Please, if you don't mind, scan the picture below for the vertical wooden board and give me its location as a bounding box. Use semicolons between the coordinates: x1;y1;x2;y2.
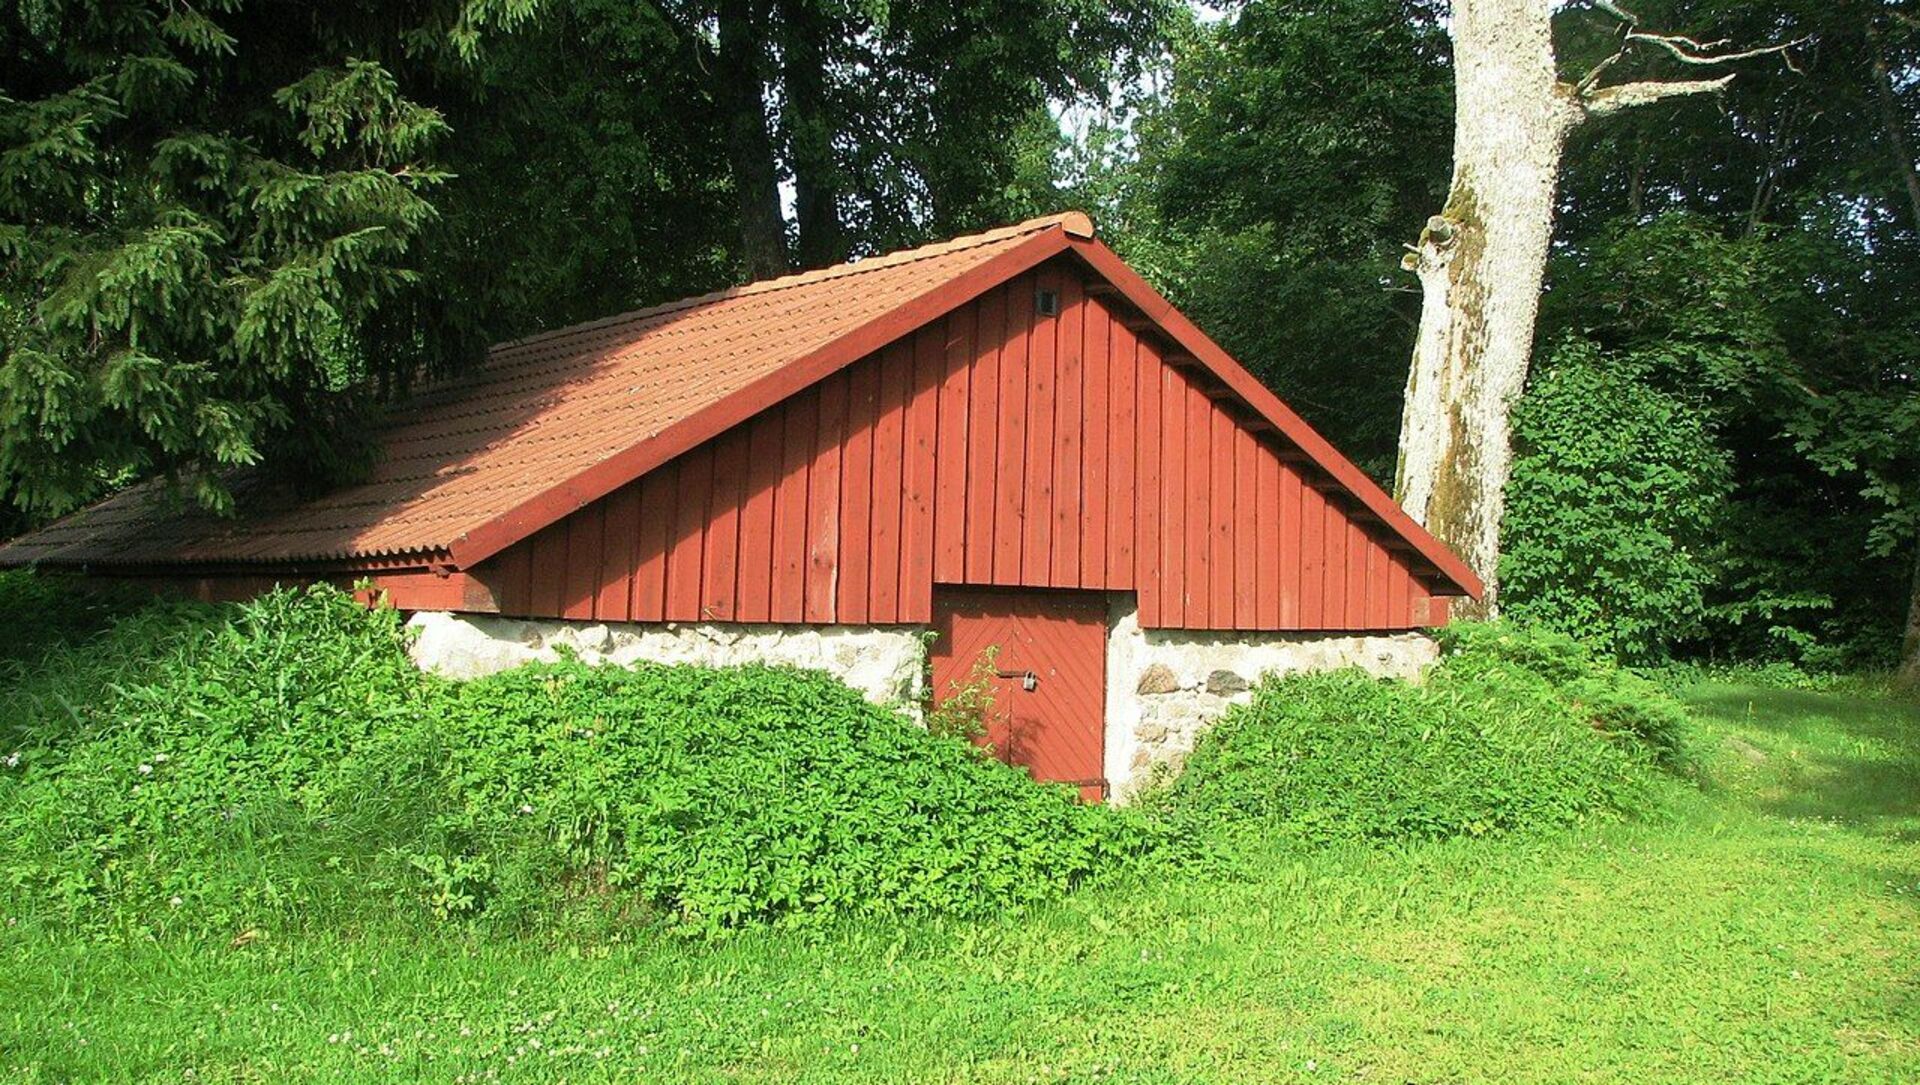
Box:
993;281;1030;583
901;323;942;621
1322;498;1348;630
1390;553;1414;627
1020;271;1055;585
1081;290;1110;587
1104;313;1134;588
772;391;816;623
1254;447;1281;629
736;411;783;622
492;542;534;616
1372;544;1398;628
701;425;749;621
1157;358;1186;626
1351;521;1374;629
595;485;640;621
1355;533;1377;628
1130;331;1158;621
1051;272;1085;587
632;467;672;621
964;288;1003;583
805;370;847;624
1184;379;1212;628
1362;526;1391;629
1278;465;1303;628
560;504;603;620
1208;406;1234;628
1339;519;1363;628
1233;425;1258;629
868;341;909;620
529;522;569;618
665;444;712;621
1299;482;1325;628
839;357;879;621
933;310;973;582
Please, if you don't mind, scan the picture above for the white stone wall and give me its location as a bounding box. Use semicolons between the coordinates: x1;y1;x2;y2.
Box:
1103;598;1437;800
406;612;926;709
407;602;1436;803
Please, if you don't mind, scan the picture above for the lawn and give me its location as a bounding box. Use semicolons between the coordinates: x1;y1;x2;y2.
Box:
4;680;1916;1083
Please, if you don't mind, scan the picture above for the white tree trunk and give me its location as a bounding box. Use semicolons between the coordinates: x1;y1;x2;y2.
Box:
1393;0;1742;617
1394;0;1575;616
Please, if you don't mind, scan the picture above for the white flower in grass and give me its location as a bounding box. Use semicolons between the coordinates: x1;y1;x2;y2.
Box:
137;763;153;775
3;751;19;768
519;804;534;815
169;895;183;908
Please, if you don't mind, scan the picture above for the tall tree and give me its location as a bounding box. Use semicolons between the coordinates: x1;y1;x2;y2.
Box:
652;0;1172;275
1393;0;1796;611
1116;0;1453;476
0;0;546;518
1867;14;1920;687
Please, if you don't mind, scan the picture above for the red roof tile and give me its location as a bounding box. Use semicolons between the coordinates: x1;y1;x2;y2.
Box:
0;214;1085;568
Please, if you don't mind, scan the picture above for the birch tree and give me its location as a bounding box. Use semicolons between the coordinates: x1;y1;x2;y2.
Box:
1394;1;1796;612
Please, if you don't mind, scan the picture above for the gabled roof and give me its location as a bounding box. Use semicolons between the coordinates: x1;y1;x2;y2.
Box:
0;213;1480;597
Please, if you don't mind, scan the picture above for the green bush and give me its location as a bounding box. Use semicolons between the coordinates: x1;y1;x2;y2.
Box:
1500;338;1733;663
384;661;1157;931
1435;622;1695;771
0;579;1158;936
1157;622;1687;847
2;585;440;934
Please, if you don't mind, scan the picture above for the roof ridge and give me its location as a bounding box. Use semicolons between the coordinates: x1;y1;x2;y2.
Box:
490;212;1092;356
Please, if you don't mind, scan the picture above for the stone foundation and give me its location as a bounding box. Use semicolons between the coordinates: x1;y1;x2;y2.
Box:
406;612;926;709
1103;599;1436;799
407;602;1437;803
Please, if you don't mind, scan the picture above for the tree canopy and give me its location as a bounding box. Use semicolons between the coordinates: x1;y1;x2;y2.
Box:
2;0;1914;671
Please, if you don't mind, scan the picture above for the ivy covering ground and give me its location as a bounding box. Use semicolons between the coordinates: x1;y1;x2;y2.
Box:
1;574;1691;941
1154;621;1691;844
0;577;1157;936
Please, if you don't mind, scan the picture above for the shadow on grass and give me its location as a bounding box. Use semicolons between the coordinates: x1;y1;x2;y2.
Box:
1684;684;1920;838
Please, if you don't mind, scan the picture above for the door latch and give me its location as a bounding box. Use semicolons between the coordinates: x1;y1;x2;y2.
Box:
996;668;1039;692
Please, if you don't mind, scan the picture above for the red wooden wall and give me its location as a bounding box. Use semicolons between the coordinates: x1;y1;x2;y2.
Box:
478;260;1445;630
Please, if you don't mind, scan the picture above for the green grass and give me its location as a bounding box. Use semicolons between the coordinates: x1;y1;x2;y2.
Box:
5;680;1917;1083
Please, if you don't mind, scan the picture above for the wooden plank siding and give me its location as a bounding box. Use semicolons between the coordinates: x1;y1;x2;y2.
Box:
482;266;1442;630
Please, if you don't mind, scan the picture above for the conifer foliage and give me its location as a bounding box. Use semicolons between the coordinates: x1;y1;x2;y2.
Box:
0;2;534;518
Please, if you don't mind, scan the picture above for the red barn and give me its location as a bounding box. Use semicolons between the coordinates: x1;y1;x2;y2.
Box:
0;213;1477;798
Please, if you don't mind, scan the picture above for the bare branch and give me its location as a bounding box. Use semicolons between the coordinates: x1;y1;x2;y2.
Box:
1583;75;1736;118
1575;48;1627;95
1626;30;1807;68
1571;1;1804;122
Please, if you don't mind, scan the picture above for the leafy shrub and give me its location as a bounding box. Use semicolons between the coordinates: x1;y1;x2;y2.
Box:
1501;338;1733;663
379;660;1157;931
0;579;1157;936
1435;622;1695;771
1157;622;1687;847
2;585;436;933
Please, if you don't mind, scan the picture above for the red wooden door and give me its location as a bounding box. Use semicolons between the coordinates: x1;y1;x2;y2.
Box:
930;589;1108;800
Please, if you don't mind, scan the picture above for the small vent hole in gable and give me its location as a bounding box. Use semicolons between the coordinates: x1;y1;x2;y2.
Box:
1036;289;1060;316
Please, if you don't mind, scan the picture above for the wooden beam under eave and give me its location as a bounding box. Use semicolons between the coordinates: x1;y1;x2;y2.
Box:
368;570;501;614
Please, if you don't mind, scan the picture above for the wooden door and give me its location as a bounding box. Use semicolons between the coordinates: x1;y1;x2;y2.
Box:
929;589;1108;800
